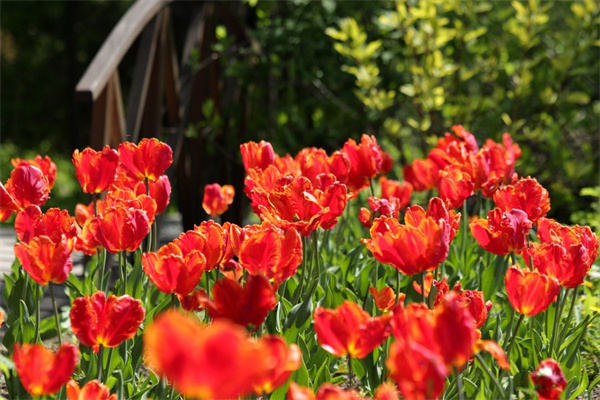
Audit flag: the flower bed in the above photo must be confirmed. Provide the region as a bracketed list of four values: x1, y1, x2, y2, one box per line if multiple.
[0, 127, 598, 399]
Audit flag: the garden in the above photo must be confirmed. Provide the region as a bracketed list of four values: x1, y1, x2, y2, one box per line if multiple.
[0, 1, 599, 400]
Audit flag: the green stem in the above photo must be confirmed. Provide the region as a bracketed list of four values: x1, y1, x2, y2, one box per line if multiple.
[369, 179, 376, 197]
[312, 229, 320, 279]
[549, 289, 566, 357]
[505, 313, 525, 360]
[420, 271, 426, 304]
[49, 283, 62, 346]
[293, 236, 309, 304]
[454, 366, 465, 400]
[35, 284, 41, 344]
[100, 248, 108, 293]
[97, 346, 104, 381]
[558, 287, 579, 345]
[121, 251, 128, 295]
[347, 356, 354, 387]
[475, 353, 506, 398]
[460, 201, 468, 273]
[396, 269, 401, 304]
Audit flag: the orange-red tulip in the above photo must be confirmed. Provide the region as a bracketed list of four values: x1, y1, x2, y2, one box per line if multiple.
[505, 265, 560, 316]
[0, 164, 50, 221]
[74, 202, 103, 256]
[493, 177, 550, 224]
[15, 205, 77, 244]
[201, 275, 277, 329]
[369, 286, 400, 312]
[288, 383, 363, 400]
[295, 147, 350, 184]
[12, 155, 57, 189]
[144, 311, 295, 400]
[66, 380, 117, 400]
[341, 134, 382, 196]
[72, 146, 119, 194]
[438, 165, 474, 209]
[380, 151, 394, 175]
[89, 205, 150, 254]
[240, 140, 276, 172]
[14, 234, 74, 285]
[405, 196, 461, 242]
[252, 335, 302, 395]
[362, 199, 452, 276]
[456, 289, 492, 329]
[479, 133, 521, 196]
[142, 242, 207, 296]
[13, 342, 79, 397]
[172, 224, 226, 271]
[104, 188, 157, 224]
[470, 208, 532, 256]
[379, 176, 412, 209]
[530, 359, 567, 400]
[118, 138, 173, 181]
[403, 158, 439, 191]
[314, 301, 391, 359]
[70, 291, 145, 353]
[202, 183, 235, 217]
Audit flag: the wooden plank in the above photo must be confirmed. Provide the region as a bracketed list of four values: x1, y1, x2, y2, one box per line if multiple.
[163, 16, 181, 126]
[125, 13, 163, 142]
[90, 85, 108, 150]
[75, 0, 170, 102]
[109, 72, 126, 146]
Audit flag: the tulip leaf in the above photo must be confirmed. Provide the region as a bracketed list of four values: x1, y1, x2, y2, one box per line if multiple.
[294, 280, 318, 329]
[313, 360, 331, 389]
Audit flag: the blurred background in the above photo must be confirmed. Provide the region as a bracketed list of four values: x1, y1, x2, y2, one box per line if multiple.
[1, 0, 598, 229]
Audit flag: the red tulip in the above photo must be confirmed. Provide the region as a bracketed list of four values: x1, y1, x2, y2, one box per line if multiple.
[200, 275, 277, 328]
[72, 146, 119, 194]
[144, 311, 296, 400]
[142, 242, 207, 296]
[202, 183, 235, 217]
[403, 158, 439, 191]
[479, 133, 521, 196]
[404, 196, 461, 242]
[70, 291, 145, 353]
[314, 301, 391, 359]
[362, 199, 452, 276]
[237, 223, 302, 287]
[369, 286, 402, 312]
[252, 335, 302, 395]
[456, 290, 493, 329]
[380, 151, 394, 175]
[14, 205, 77, 244]
[240, 140, 276, 172]
[12, 155, 57, 189]
[118, 138, 173, 181]
[379, 176, 412, 209]
[530, 359, 567, 400]
[295, 147, 350, 184]
[175, 220, 227, 270]
[470, 208, 532, 256]
[438, 165, 474, 209]
[13, 342, 79, 397]
[89, 204, 150, 254]
[493, 177, 550, 224]
[14, 234, 74, 285]
[505, 265, 560, 316]
[104, 188, 157, 224]
[66, 380, 117, 400]
[342, 134, 383, 196]
[0, 164, 50, 221]
[288, 383, 363, 400]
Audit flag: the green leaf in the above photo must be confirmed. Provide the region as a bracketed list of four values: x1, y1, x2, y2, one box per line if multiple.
[566, 91, 590, 104]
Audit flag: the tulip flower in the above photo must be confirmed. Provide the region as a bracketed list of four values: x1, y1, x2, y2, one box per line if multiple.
[202, 183, 235, 217]
[341, 134, 383, 196]
[252, 335, 302, 395]
[314, 301, 391, 359]
[0, 163, 50, 221]
[379, 176, 412, 209]
[118, 138, 173, 181]
[493, 177, 550, 224]
[70, 291, 145, 353]
[380, 151, 394, 175]
[144, 311, 297, 400]
[240, 140, 276, 172]
[14, 234, 74, 285]
[438, 165, 474, 209]
[530, 359, 567, 400]
[72, 146, 120, 194]
[505, 265, 560, 316]
[66, 380, 117, 400]
[369, 286, 401, 312]
[479, 133, 521, 195]
[142, 242, 207, 296]
[89, 204, 150, 254]
[288, 382, 363, 400]
[201, 275, 277, 328]
[104, 188, 157, 224]
[403, 158, 439, 191]
[13, 342, 79, 397]
[14, 205, 77, 244]
[174, 221, 227, 270]
[456, 289, 493, 329]
[12, 155, 57, 189]
[140, 174, 171, 214]
[295, 147, 350, 184]
[362, 198, 452, 276]
[470, 208, 533, 256]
